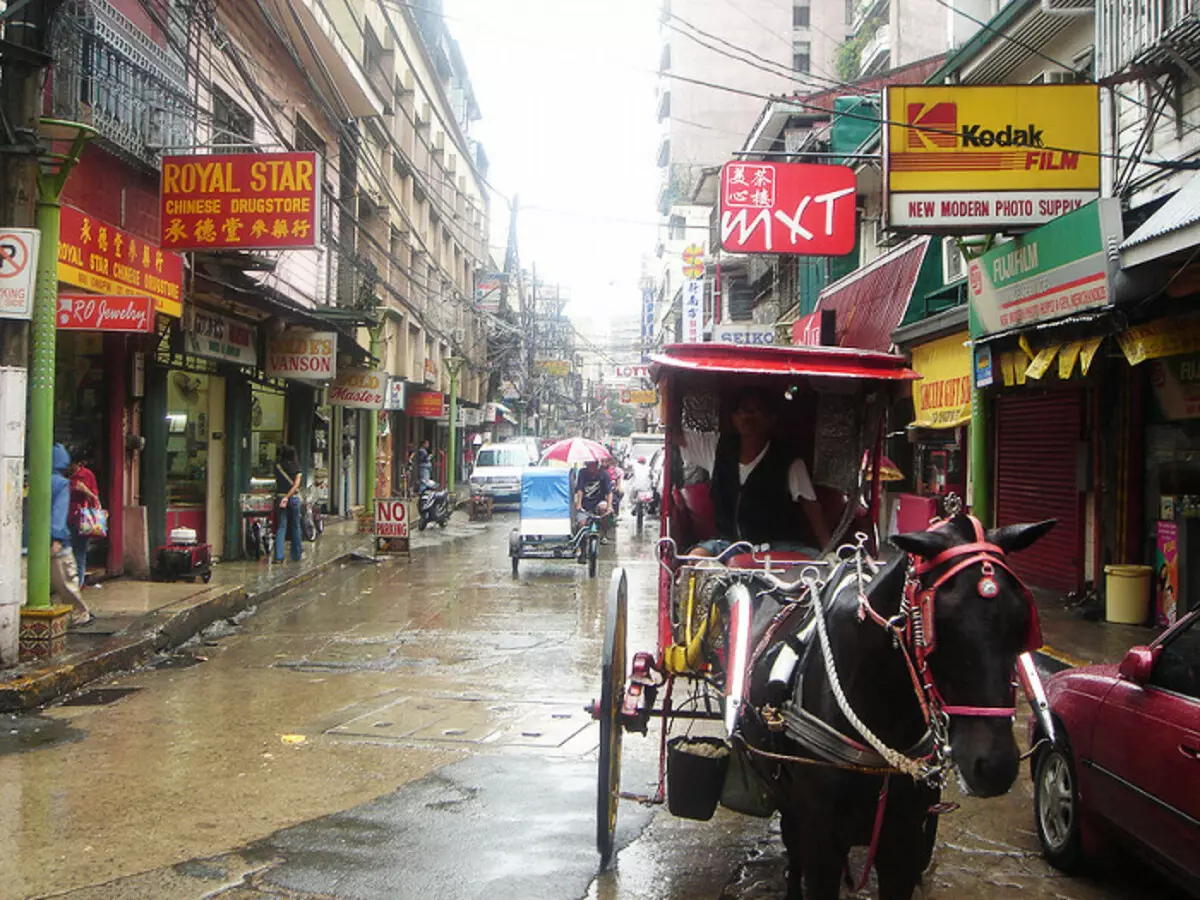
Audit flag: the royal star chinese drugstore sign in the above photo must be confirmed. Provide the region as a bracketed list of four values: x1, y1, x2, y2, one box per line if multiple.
[160, 152, 321, 251]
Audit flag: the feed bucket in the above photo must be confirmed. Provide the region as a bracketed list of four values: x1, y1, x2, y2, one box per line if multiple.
[1104, 565, 1153, 624]
[667, 736, 730, 821]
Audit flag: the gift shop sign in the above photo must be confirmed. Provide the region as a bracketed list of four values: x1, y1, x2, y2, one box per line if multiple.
[265, 330, 336, 381]
[968, 199, 1122, 338]
[160, 152, 321, 251]
[719, 162, 856, 256]
[0, 228, 39, 320]
[329, 368, 386, 409]
[184, 308, 257, 365]
[56, 294, 155, 332]
[59, 206, 183, 317]
[884, 84, 1100, 232]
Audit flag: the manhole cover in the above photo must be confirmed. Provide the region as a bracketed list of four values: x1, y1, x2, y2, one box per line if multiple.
[60, 687, 141, 707]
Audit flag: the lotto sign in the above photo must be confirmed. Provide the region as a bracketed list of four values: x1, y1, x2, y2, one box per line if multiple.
[682, 244, 704, 279]
[719, 162, 856, 256]
[160, 152, 321, 251]
[59, 206, 183, 316]
[682, 279, 703, 343]
[885, 85, 1099, 231]
[375, 498, 412, 538]
[0, 228, 39, 319]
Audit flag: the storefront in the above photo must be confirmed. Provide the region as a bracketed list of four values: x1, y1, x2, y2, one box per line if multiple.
[328, 366, 387, 509]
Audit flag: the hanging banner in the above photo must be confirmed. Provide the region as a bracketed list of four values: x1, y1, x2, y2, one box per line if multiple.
[407, 391, 444, 419]
[59, 206, 183, 317]
[160, 152, 321, 251]
[56, 294, 156, 332]
[1058, 340, 1083, 379]
[967, 199, 1123, 338]
[1117, 315, 1200, 365]
[329, 368, 386, 408]
[885, 84, 1100, 232]
[0, 228, 39, 320]
[183, 307, 258, 365]
[910, 332, 972, 428]
[682, 279, 703, 343]
[265, 329, 336, 381]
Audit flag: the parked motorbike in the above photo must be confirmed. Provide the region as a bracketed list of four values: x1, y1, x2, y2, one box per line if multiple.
[418, 483, 451, 530]
[626, 457, 659, 532]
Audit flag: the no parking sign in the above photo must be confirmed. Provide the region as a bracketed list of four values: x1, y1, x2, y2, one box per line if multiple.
[375, 498, 414, 555]
[0, 229, 40, 320]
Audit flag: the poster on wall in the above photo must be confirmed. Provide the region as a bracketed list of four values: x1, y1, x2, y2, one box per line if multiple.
[1156, 520, 1179, 626]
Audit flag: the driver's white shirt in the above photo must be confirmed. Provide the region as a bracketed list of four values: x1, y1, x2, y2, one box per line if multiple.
[683, 430, 816, 502]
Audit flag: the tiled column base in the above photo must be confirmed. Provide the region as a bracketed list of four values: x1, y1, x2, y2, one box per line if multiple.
[19, 605, 73, 661]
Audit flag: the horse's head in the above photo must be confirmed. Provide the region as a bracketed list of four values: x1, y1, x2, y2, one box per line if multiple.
[892, 515, 1055, 798]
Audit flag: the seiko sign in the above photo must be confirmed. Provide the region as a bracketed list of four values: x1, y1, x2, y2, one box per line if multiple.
[712, 324, 778, 346]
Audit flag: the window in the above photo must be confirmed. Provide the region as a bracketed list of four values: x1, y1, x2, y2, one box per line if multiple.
[475, 448, 528, 468]
[660, 42, 672, 71]
[294, 115, 325, 154]
[793, 1, 811, 28]
[793, 40, 811, 74]
[1150, 615, 1199, 700]
[668, 215, 686, 240]
[212, 88, 253, 150]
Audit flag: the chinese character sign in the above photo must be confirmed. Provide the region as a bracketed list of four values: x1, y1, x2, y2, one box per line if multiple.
[641, 286, 657, 359]
[160, 152, 321, 251]
[59, 206, 183, 317]
[682, 279, 703, 344]
[719, 162, 856, 256]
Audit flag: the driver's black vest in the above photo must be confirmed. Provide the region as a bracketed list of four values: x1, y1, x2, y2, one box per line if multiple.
[710, 435, 804, 545]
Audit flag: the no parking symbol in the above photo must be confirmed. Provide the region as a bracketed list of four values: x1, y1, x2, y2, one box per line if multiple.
[0, 229, 41, 320]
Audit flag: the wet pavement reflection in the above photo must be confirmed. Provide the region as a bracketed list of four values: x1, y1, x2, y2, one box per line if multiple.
[2, 512, 1185, 899]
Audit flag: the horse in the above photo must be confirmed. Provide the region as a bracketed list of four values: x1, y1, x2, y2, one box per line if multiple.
[736, 514, 1055, 900]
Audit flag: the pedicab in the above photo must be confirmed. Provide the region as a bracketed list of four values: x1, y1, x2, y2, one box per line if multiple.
[589, 342, 1059, 891]
[507, 467, 601, 578]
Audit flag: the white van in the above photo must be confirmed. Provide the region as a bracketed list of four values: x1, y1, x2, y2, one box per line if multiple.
[469, 443, 530, 502]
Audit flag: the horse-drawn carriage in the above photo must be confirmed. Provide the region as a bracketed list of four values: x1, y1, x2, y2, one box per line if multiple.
[590, 343, 1055, 900]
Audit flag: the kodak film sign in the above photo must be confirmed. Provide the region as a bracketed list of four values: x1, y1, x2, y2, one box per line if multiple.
[884, 85, 1100, 233]
[160, 152, 321, 251]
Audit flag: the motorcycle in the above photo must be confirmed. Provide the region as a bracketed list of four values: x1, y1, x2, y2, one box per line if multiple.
[626, 457, 658, 532]
[417, 483, 451, 530]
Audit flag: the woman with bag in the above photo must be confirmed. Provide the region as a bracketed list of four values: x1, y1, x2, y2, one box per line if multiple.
[67, 448, 103, 588]
[274, 445, 304, 563]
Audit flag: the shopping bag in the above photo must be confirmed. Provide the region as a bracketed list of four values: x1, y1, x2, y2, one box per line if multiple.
[79, 507, 109, 537]
[91, 507, 109, 537]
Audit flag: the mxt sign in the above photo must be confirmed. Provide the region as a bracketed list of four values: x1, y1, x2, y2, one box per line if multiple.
[719, 162, 856, 256]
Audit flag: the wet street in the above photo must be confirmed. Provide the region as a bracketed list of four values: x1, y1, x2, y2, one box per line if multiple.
[0, 516, 1184, 900]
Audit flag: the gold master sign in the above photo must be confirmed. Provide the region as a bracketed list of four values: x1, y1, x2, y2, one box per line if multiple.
[885, 84, 1100, 233]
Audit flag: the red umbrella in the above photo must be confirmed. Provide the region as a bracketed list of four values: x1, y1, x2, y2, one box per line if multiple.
[540, 437, 612, 465]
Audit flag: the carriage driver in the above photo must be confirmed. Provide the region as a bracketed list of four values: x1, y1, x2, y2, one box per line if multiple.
[574, 458, 614, 543]
[687, 388, 831, 558]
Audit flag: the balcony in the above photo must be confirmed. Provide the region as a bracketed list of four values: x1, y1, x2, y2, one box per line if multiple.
[858, 27, 891, 78]
[1099, 0, 1200, 76]
[851, 0, 889, 38]
[49, 0, 193, 170]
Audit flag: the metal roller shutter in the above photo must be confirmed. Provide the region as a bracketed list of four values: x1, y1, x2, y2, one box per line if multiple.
[995, 392, 1084, 595]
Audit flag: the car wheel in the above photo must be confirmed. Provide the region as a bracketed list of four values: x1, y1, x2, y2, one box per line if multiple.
[1034, 741, 1084, 872]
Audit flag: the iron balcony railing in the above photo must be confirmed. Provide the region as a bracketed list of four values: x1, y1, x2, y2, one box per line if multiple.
[50, 0, 194, 170]
[1099, 0, 1200, 76]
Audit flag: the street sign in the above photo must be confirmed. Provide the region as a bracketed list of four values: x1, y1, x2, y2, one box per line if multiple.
[375, 498, 412, 538]
[0, 228, 39, 320]
[719, 162, 856, 256]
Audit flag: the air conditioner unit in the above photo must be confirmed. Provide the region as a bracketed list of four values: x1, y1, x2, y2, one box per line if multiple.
[1042, 69, 1075, 84]
[942, 237, 966, 283]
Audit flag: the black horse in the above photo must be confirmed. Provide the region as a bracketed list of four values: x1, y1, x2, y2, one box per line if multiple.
[738, 514, 1055, 900]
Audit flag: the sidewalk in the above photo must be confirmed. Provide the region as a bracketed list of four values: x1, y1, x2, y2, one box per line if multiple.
[1, 511, 493, 711]
[1034, 586, 1163, 669]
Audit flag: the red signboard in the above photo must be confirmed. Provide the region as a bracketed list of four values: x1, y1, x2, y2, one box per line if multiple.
[57, 294, 156, 332]
[160, 152, 321, 251]
[375, 498, 412, 538]
[407, 391, 444, 419]
[791, 309, 835, 346]
[719, 162, 857, 256]
[59, 205, 184, 317]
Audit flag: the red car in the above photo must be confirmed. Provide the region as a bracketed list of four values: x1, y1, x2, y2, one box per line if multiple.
[1030, 608, 1200, 894]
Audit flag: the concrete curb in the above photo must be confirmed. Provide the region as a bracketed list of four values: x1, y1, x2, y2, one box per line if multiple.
[0, 551, 359, 713]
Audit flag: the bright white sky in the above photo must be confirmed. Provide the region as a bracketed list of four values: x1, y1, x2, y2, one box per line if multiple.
[441, 0, 662, 323]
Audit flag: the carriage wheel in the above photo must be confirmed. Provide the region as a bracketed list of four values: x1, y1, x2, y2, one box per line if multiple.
[597, 567, 628, 868]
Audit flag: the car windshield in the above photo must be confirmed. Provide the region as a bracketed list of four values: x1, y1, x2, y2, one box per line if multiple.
[630, 442, 663, 462]
[475, 448, 527, 468]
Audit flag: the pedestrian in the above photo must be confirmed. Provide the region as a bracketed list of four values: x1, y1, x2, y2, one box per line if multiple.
[67, 447, 101, 587]
[416, 438, 433, 487]
[274, 444, 303, 563]
[51, 443, 92, 625]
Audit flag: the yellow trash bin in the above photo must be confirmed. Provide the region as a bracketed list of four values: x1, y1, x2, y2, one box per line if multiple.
[1104, 565, 1153, 624]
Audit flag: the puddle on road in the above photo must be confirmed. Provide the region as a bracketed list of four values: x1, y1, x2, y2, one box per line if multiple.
[0, 712, 87, 755]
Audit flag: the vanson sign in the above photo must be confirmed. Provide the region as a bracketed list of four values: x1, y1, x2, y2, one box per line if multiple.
[884, 85, 1100, 233]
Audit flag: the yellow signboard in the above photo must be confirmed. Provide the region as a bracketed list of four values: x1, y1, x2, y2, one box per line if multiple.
[885, 85, 1100, 232]
[911, 332, 971, 429]
[536, 359, 571, 377]
[1117, 316, 1200, 366]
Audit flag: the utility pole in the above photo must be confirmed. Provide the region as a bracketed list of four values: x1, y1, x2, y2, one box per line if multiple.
[489, 196, 519, 406]
[446, 355, 464, 495]
[527, 263, 538, 437]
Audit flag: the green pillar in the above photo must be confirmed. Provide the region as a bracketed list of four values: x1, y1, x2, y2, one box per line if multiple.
[224, 374, 250, 560]
[364, 327, 380, 508]
[26, 121, 93, 608]
[142, 360, 168, 556]
[447, 357, 463, 496]
[970, 386, 990, 525]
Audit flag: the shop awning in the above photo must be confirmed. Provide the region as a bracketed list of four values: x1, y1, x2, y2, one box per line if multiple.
[1121, 174, 1200, 268]
[909, 331, 972, 429]
[813, 237, 930, 352]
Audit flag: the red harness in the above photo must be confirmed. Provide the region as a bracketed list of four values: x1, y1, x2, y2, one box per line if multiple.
[901, 515, 1041, 719]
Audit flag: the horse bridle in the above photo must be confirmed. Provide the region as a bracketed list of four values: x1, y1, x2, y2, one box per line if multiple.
[899, 514, 1041, 721]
